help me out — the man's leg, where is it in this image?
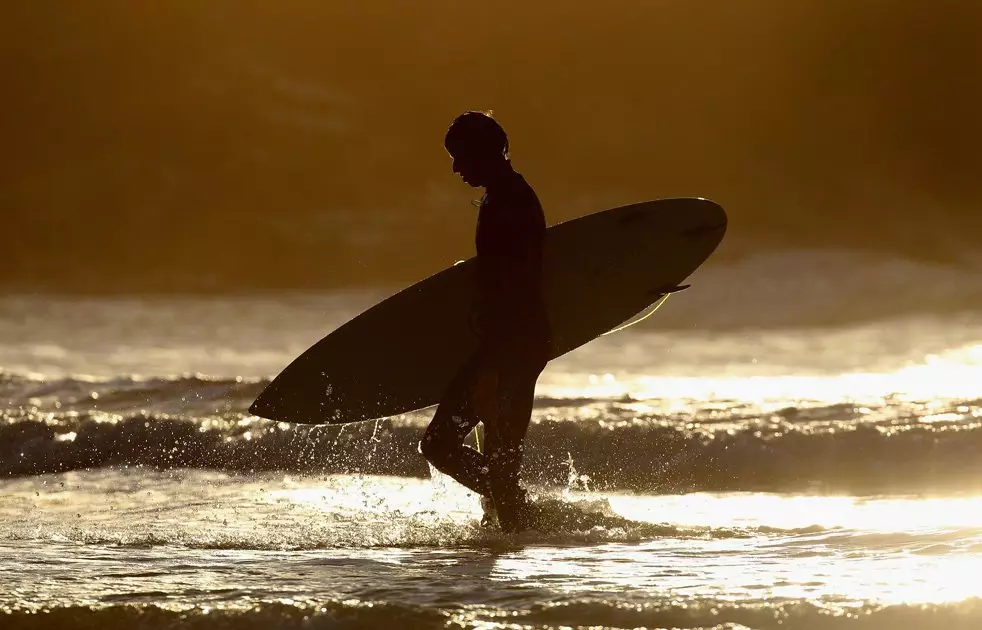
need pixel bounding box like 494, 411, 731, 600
419, 356, 493, 497
484, 360, 544, 531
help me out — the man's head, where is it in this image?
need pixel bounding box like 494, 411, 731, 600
444, 111, 510, 188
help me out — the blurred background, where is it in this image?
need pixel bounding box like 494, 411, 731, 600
4, 0, 980, 297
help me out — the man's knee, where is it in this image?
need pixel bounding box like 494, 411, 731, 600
421, 413, 471, 459
419, 426, 449, 463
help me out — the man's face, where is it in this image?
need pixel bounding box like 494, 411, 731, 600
448, 149, 487, 188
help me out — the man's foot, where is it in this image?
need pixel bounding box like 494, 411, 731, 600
494, 491, 539, 533
480, 496, 498, 529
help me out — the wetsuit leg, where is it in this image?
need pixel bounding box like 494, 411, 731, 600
483, 357, 546, 531
419, 353, 493, 497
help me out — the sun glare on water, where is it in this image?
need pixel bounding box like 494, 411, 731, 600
543, 342, 982, 409
260, 474, 982, 606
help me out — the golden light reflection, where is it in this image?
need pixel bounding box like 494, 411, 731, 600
493, 492, 982, 606
541, 343, 982, 408
610, 492, 982, 531
5, 470, 982, 611
269, 475, 982, 606
266, 473, 479, 520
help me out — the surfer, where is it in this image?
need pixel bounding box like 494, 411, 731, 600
419, 111, 551, 532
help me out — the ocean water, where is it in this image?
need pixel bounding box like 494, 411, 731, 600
2, 283, 982, 629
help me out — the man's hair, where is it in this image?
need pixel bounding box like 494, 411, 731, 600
444, 110, 509, 159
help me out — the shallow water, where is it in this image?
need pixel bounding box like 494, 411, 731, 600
2, 295, 982, 628
4, 470, 982, 629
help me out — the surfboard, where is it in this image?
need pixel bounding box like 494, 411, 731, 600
250, 198, 726, 424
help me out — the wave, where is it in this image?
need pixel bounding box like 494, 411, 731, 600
1, 372, 267, 416
4, 368, 980, 419
4, 367, 982, 494
3, 400, 981, 493
3, 598, 981, 630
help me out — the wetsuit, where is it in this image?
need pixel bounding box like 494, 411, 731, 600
420, 169, 551, 530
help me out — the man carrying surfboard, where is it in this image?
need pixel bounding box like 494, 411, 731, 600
419, 111, 551, 533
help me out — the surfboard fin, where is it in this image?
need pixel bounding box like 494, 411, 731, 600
647, 284, 689, 297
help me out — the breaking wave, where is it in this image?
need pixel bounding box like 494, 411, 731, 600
3, 372, 981, 493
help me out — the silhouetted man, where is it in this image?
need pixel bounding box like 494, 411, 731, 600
419, 111, 551, 532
